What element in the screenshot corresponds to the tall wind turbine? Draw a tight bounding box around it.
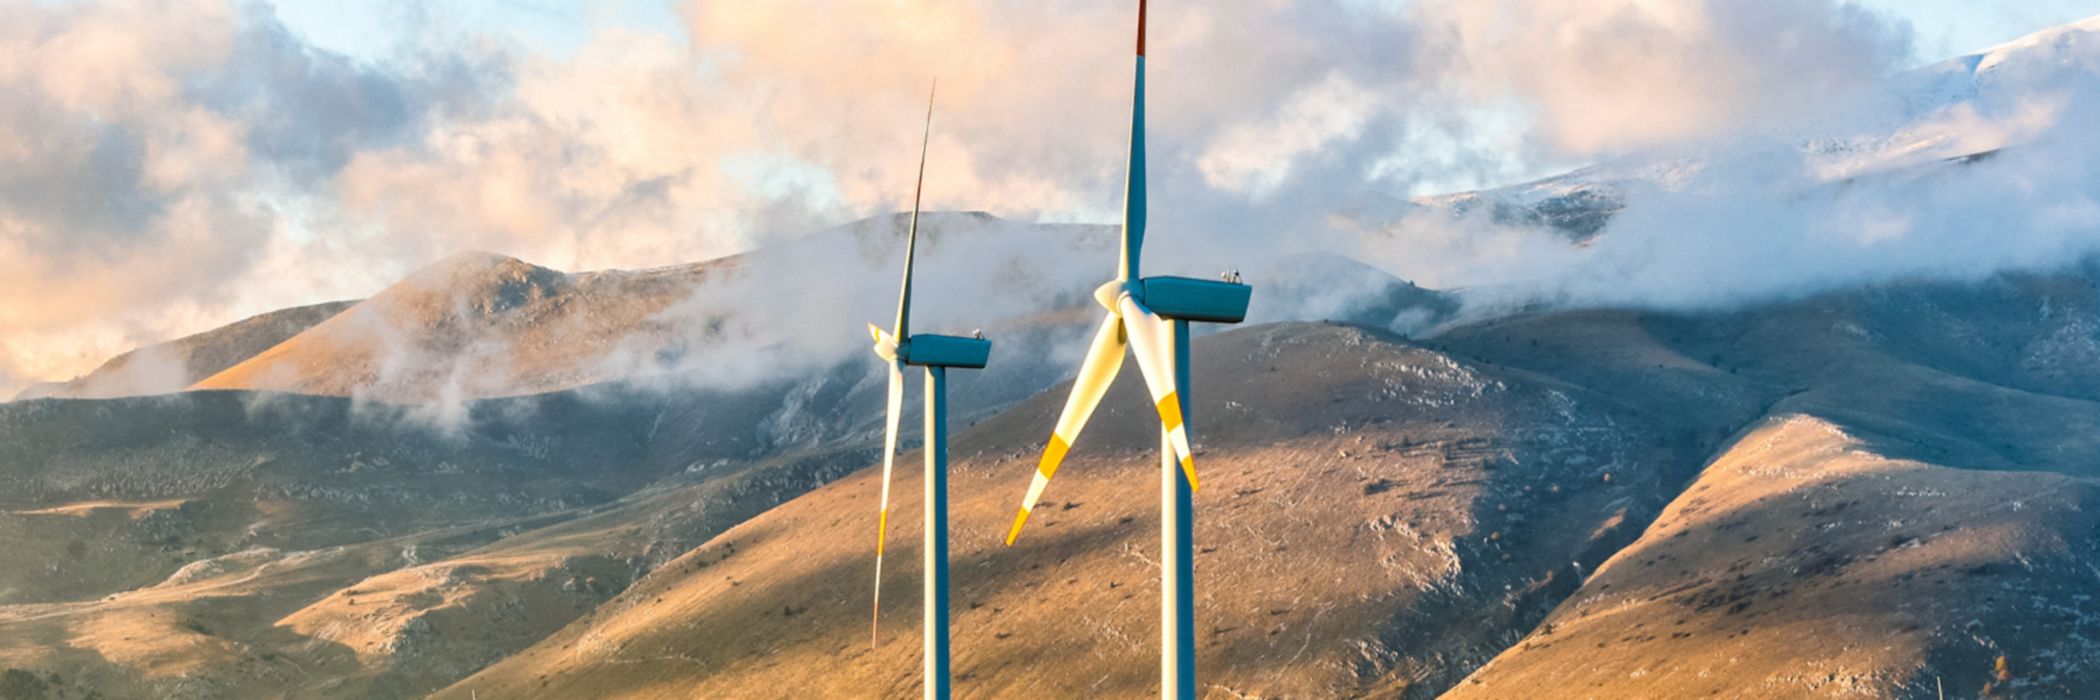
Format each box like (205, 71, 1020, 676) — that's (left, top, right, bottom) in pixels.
(1001, 3, 1252, 698)
(868, 83, 992, 700)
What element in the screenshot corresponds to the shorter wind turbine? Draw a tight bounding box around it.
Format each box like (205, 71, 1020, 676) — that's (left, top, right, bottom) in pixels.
(1002, 3, 1252, 698)
(868, 84, 992, 700)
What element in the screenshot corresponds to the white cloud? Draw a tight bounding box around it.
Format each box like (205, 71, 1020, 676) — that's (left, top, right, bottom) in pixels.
(10, 0, 2100, 402)
(1200, 73, 1384, 198)
(1409, 0, 1915, 155)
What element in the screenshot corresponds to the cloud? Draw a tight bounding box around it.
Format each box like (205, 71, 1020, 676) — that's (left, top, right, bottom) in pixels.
(1409, 0, 1916, 155)
(0, 0, 1435, 397)
(0, 0, 485, 397)
(1199, 73, 1385, 198)
(1356, 17, 2100, 316)
(5, 0, 2095, 404)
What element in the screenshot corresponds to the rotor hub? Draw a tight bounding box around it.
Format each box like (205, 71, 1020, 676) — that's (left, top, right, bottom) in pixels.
(1094, 279, 1138, 312)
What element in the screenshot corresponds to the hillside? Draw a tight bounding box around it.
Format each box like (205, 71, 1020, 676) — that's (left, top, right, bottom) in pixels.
(1444, 416, 2100, 699)
(0, 366, 912, 698)
(4, 264, 2099, 698)
(188, 253, 719, 403)
(1435, 271, 2100, 699)
(430, 265, 2100, 699)
(437, 321, 1722, 698)
(15, 302, 355, 401)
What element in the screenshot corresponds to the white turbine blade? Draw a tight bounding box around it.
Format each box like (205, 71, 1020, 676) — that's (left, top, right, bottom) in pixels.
(1005, 313, 1127, 545)
(1118, 296, 1198, 491)
(893, 82, 936, 339)
(870, 358, 905, 646)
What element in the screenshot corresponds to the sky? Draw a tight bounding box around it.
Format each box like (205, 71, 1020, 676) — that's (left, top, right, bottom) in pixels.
(1, 0, 2097, 398)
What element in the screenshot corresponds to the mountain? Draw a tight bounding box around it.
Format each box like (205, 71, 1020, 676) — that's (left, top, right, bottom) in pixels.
(0, 214, 1460, 698)
(5, 256, 2099, 699)
(188, 253, 718, 403)
(15, 301, 355, 401)
(183, 213, 1127, 404)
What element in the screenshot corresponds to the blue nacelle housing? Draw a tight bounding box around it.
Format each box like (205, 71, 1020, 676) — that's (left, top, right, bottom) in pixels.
(904, 334, 993, 369)
(1141, 276, 1252, 324)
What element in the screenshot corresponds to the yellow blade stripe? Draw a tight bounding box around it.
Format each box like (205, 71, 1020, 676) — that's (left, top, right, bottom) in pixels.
(871, 506, 889, 648)
(1007, 435, 1070, 546)
(1168, 425, 1198, 491)
(1154, 391, 1184, 431)
(1039, 435, 1071, 479)
(1157, 395, 1199, 491)
(876, 509, 889, 556)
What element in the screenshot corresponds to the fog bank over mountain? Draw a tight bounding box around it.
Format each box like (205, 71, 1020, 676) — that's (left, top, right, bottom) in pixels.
(1355, 16, 2100, 320)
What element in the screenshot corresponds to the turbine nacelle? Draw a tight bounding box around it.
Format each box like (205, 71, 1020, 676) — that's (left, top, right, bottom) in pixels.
(869, 323, 992, 370)
(1093, 275, 1254, 324)
(1135, 276, 1252, 325)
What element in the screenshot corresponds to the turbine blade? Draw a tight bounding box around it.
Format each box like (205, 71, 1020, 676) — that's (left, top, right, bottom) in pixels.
(1119, 1, 1147, 281)
(1005, 314, 1128, 545)
(870, 359, 905, 646)
(894, 81, 937, 339)
(1118, 296, 1198, 491)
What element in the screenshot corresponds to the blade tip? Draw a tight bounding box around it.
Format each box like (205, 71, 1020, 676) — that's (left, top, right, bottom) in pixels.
(1137, 0, 1148, 56)
(1004, 511, 1029, 546)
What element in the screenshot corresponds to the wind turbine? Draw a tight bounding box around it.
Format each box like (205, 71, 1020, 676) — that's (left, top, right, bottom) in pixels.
(868, 83, 992, 700)
(1000, 2, 1251, 698)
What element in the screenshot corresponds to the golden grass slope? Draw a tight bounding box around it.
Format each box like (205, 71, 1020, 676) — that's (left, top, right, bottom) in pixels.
(1445, 415, 2100, 699)
(437, 323, 1713, 699)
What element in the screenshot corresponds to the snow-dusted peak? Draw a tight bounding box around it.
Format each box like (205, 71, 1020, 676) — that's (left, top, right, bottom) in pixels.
(1399, 14, 2100, 242)
(1973, 13, 2100, 74)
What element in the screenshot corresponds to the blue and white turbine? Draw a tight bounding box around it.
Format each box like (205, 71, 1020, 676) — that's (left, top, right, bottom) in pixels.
(868, 84, 991, 700)
(1000, 3, 1253, 698)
